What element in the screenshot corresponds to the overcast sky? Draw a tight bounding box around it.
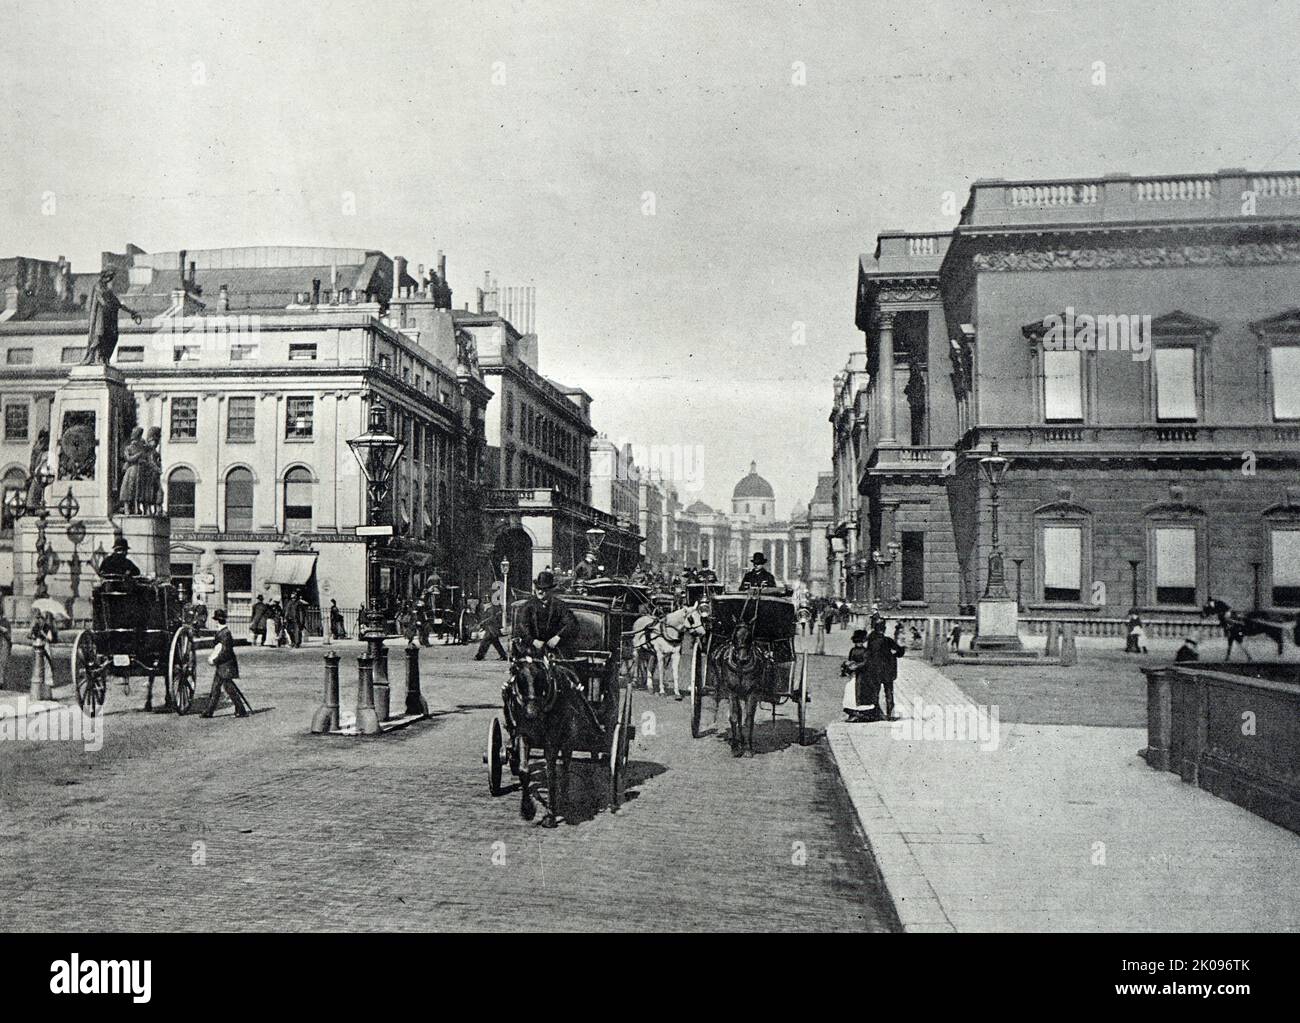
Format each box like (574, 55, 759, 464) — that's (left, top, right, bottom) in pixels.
(3, 0, 1298, 515)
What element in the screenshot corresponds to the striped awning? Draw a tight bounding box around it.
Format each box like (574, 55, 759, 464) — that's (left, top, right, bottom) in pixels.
(268, 552, 317, 586)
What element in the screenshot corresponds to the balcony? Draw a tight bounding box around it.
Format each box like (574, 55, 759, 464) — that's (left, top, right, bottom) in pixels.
(958, 424, 1300, 459)
(863, 445, 951, 478)
(960, 169, 1300, 229)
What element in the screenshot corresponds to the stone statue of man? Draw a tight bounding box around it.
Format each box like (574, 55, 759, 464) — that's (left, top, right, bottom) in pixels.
(82, 269, 142, 366)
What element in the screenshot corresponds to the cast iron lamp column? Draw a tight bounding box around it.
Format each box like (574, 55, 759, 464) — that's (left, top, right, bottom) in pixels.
(979, 440, 1012, 599)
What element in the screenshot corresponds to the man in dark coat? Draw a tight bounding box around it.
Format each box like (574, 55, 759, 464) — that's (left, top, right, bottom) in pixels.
(202, 608, 252, 718)
(283, 592, 303, 647)
(99, 537, 141, 578)
(740, 552, 777, 590)
(573, 552, 598, 584)
(515, 570, 581, 658)
(474, 603, 508, 661)
(864, 619, 906, 720)
(250, 595, 268, 646)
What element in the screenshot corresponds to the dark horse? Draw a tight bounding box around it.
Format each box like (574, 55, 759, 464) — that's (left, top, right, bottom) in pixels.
(507, 656, 587, 827)
(1203, 599, 1300, 660)
(712, 621, 768, 757)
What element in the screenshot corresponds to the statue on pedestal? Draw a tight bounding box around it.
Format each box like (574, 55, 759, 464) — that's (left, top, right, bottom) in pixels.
(143, 426, 163, 514)
(25, 429, 49, 510)
(81, 269, 142, 366)
(118, 427, 145, 513)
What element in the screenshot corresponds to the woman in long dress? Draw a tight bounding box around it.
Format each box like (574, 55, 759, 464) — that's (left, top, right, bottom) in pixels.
(119, 428, 145, 513)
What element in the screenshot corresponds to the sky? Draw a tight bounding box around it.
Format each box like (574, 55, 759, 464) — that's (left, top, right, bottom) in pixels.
(3, 0, 1299, 515)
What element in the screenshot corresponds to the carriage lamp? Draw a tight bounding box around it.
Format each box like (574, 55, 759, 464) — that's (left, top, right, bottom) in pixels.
(585, 527, 606, 556)
(979, 439, 1012, 600)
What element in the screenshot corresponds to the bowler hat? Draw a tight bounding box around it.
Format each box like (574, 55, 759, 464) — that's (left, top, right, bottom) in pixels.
(534, 571, 557, 591)
(750, 552, 766, 565)
(211, 608, 227, 623)
(851, 629, 868, 643)
(113, 536, 129, 552)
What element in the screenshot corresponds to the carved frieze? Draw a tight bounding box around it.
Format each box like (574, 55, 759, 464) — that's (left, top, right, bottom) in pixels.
(974, 240, 1300, 272)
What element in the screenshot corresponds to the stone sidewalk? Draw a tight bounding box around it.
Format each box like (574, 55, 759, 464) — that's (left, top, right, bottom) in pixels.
(827, 655, 1300, 932)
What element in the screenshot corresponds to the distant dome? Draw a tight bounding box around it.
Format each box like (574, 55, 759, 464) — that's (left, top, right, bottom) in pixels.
(685, 499, 714, 515)
(732, 461, 774, 500)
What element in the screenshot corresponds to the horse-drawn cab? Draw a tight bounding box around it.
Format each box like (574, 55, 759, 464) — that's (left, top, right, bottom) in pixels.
(71, 575, 198, 717)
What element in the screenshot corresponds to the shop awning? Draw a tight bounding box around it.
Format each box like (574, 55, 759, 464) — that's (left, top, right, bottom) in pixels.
(268, 552, 318, 586)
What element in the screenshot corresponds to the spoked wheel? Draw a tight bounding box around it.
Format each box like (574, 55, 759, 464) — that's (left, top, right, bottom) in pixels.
(168, 626, 196, 715)
(689, 647, 703, 739)
(797, 652, 808, 745)
(487, 717, 505, 796)
(72, 630, 106, 717)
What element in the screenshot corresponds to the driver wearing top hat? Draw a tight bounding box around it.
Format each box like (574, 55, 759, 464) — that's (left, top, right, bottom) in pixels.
(740, 552, 777, 591)
(514, 570, 581, 659)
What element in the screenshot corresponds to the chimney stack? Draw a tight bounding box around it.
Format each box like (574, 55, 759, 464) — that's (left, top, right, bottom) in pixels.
(311, 278, 321, 305)
(217, 284, 229, 312)
(178, 249, 187, 292)
(437, 250, 446, 279)
(393, 256, 408, 300)
(188, 261, 197, 288)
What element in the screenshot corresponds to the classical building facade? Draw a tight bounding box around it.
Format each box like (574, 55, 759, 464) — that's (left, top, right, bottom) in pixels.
(852, 168, 1300, 618)
(1, 244, 490, 618)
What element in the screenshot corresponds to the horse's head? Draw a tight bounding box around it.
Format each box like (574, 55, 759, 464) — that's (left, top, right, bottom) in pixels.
(731, 620, 753, 652)
(510, 657, 560, 722)
(682, 602, 706, 637)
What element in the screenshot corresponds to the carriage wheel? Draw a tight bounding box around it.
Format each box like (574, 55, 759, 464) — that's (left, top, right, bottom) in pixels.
(72, 630, 106, 717)
(510, 735, 523, 776)
(168, 627, 196, 716)
(487, 717, 505, 796)
(689, 648, 703, 739)
(797, 653, 808, 745)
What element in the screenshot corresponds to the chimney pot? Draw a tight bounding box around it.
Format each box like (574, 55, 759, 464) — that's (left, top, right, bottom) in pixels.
(217, 283, 229, 312)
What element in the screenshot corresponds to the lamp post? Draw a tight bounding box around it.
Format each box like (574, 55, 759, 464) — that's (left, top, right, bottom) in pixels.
(499, 557, 510, 631)
(347, 400, 405, 699)
(974, 439, 1020, 650)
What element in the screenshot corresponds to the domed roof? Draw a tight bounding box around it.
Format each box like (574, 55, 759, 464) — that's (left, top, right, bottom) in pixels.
(685, 499, 714, 515)
(732, 462, 774, 500)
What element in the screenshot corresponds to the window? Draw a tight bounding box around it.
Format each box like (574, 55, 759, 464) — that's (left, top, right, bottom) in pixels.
(285, 397, 313, 439)
(224, 467, 254, 531)
(378, 353, 391, 372)
(1043, 350, 1083, 421)
(2, 467, 26, 531)
(1154, 347, 1198, 420)
(170, 397, 198, 440)
(167, 467, 196, 530)
(288, 343, 317, 361)
(173, 345, 201, 362)
(1271, 528, 1300, 607)
(6, 348, 33, 365)
(230, 343, 258, 361)
(61, 346, 81, 364)
(116, 346, 144, 363)
(227, 396, 256, 441)
(283, 467, 313, 532)
(4, 404, 29, 442)
(1042, 526, 1082, 602)
(222, 563, 253, 596)
(1271, 346, 1300, 420)
(170, 562, 194, 599)
(1153, 527, 1198, 605)
(900, 531, 925, 602)
(506, 393, 514, 433)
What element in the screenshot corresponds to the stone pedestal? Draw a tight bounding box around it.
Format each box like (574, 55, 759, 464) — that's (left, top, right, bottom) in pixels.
(48, 364, 136, 520)
(972, 597, 1023, 651)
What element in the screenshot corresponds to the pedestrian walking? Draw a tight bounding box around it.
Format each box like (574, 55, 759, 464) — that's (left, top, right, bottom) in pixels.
(864, 619, 906, 721)
(473, 603, 508, 661)
(1125, 611, 1147, 654)
(250, 595, 268, 646)
(0, 605, 11, 690)
(202, 608, 252, 718)
(840, 628, 872, 721)
(329, 599, 347, 639)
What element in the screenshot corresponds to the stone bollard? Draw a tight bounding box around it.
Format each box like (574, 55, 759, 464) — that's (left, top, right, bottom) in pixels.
(29, 636, 51, 702)
(814, 620, 825, 656)
(405, 643, 429, 717)
(310, 651, 341, 734)
(1060, 624, 1077, 666)
(1045, 620, 1060, 658)
(355, 655, 381, 735)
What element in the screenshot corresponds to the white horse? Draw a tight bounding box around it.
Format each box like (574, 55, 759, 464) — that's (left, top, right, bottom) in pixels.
(631, 603, 706, 699)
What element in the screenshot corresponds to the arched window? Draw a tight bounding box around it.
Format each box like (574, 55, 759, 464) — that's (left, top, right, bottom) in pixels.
(167, 467, 196, 531)
(284, 467, 313, 533)
(1, 467, 26, 532)
(225, 467, 254, 532)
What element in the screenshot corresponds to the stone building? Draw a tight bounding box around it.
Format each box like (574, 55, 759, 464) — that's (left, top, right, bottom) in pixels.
(1, 243, 489, 618)
(852, 168, 1300, 618)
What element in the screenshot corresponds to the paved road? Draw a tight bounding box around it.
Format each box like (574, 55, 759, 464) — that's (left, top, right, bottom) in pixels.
(0, 639, 898, 932)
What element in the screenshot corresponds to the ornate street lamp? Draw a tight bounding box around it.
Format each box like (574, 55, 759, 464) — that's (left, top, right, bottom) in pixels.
(979, 439, 1011, 599)
(348, 400, 406, 681)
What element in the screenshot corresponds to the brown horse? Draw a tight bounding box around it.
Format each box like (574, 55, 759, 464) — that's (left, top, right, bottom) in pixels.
(508, 656, 587, 827)
(713, 621, 768, 757)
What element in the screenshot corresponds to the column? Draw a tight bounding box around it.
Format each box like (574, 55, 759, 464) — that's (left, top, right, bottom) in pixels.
(878, 310, 897, 446)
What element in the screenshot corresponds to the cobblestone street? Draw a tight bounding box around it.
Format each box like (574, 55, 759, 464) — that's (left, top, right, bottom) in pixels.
(0, 641, 899, 932)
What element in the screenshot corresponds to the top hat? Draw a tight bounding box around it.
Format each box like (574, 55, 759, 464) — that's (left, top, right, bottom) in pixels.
(112, 536, 129, 552)
(534, 571, 557, 591)
(750, 552, 766, 565)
